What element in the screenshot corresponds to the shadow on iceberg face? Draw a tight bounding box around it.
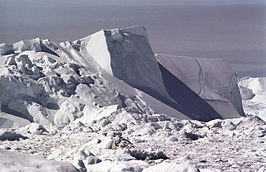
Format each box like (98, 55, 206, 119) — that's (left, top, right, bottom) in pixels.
(1, 105, 33, 122)
(157, 63, 223, 121)
(0, 95, 59, 123)
(104, 27, 222, 121)
(0, 75, 60, 123)
(105, 29, 172, 105)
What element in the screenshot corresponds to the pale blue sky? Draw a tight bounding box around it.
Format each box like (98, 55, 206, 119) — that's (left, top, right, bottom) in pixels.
(0, 0, 265, 76)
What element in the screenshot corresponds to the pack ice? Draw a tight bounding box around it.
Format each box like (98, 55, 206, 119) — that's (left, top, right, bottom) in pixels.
(0, 26, 265, 171)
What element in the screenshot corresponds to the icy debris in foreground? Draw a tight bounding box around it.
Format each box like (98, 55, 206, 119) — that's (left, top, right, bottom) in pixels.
(0, 26, 265, 171)
(0, 112, 265, 171)
(0, 149, 78, 172)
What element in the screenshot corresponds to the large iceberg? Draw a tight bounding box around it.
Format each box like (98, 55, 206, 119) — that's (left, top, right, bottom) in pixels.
(0, 26, 244, 129)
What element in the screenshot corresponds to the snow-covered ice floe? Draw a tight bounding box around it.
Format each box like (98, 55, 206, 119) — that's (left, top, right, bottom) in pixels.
(0, 26, 265, 171)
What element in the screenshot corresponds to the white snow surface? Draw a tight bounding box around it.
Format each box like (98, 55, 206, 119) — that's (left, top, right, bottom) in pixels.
(0, 26, 265, 171)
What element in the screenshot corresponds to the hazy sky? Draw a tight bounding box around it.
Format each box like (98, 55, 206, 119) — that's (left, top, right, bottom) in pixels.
(0, 0, 266, 76)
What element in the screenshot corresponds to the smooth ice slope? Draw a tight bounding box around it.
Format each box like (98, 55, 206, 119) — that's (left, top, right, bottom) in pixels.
(155, 54, 244, 119)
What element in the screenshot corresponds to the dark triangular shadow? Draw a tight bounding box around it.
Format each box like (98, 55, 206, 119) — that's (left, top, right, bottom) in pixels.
(157, 63, 223, 121)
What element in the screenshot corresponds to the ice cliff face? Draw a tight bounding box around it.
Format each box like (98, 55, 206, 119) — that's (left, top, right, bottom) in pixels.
(0, 26, 244, 130)
(74, 26, 171, 106)
(156, 54, 245, 120)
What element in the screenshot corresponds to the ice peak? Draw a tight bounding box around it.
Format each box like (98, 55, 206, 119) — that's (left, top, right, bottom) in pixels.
(104, 26, 148, 40)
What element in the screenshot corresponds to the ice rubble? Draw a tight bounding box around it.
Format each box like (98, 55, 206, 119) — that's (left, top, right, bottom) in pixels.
(0, 109, 265, 171)
(0, 149, 78, 172)
(239, 77, 266, 121)
(0, 26, 264, 171)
